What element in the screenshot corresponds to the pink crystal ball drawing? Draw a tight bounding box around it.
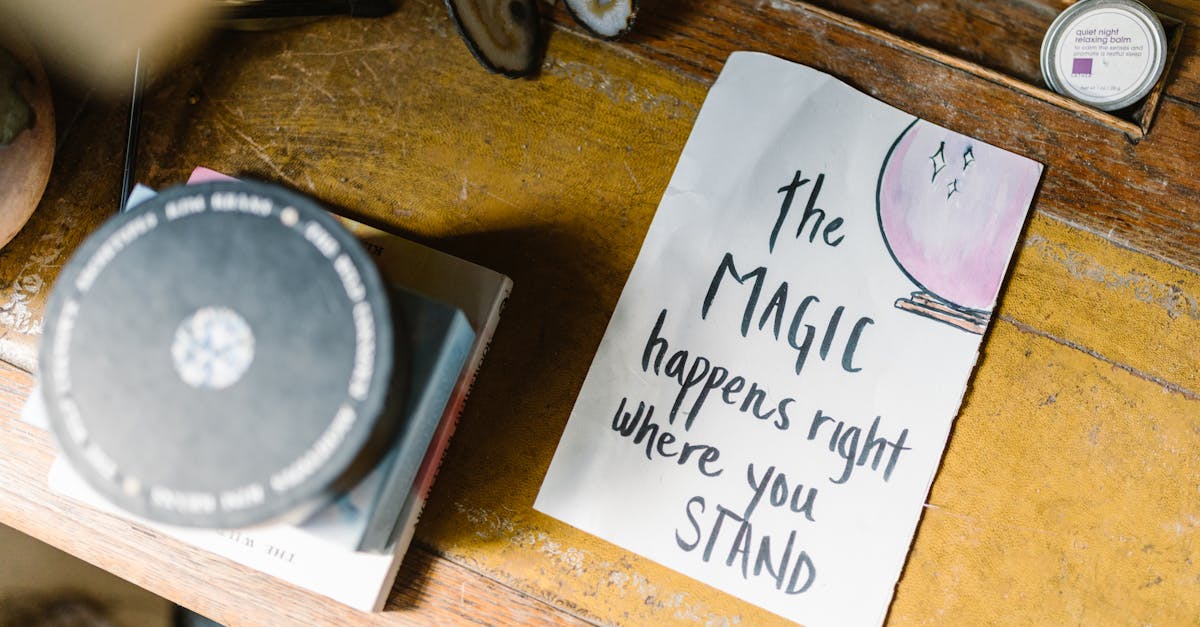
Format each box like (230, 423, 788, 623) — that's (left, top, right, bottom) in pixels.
(877, 119, 1041, 312)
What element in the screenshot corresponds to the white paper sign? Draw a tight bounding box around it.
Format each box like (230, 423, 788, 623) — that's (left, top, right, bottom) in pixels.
(535, 52, 1041, 626)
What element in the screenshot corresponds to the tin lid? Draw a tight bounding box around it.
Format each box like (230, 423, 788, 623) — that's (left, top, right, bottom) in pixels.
(41, 180, 400, 528)
(1040, 0, 1167, 111)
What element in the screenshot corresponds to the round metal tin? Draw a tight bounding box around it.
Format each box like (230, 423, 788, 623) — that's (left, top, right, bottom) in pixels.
(41, 180, 403, 528)
(1040, 0, 1166, 111)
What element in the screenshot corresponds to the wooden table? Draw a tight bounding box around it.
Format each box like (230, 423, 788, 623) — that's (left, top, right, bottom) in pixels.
(2, 0, 1199, 624)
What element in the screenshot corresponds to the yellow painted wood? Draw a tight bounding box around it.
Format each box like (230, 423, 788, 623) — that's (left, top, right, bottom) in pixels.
(1004, 213, 1200, 396)
(425, 214, 1200, 626)
(0, 0, 1195, 623)
(135, 6, 1200, 623)
(896, 319, 1200, 624)
(398, 19, 1200, 627)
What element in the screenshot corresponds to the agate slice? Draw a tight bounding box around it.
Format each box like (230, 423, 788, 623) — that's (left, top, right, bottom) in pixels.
(446, 0, 542, 77)
(563, 0, 636, 39)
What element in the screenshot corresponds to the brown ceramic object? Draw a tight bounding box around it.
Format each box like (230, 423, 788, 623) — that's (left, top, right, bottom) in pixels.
(0, 24, 54, 250)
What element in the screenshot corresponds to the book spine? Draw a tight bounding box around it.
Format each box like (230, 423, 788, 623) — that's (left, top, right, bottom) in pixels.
(370, 284, 510, 611)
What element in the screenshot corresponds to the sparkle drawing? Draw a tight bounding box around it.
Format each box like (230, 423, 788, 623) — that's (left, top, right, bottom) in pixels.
(877, 119, 1043, 334)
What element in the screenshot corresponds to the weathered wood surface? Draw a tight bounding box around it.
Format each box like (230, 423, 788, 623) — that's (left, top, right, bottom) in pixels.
(548, 0, 1200, 275)
(0, 0, 1197, 624)
(0, 357, 586, 625)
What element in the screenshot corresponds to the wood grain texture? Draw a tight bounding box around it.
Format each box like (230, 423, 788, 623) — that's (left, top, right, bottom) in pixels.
(7, 0, 1200, 369)
(0, 364, 586, 626)
(895, 320, 1200, 623)
(0, 0, 1196, 625)
(548, 0, 1200, 275)
(782, 0, 1200, 106)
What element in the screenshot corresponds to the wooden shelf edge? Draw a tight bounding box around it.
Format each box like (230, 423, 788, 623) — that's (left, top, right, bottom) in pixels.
(0, 359, 583, 626)
(760, 0, 1182, 139)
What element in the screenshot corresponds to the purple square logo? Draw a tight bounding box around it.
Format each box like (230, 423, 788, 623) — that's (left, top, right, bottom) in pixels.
(1072, 57, 1093, 76)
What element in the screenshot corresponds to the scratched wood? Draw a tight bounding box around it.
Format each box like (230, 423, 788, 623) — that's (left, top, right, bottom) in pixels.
(568, 0, 1200, 103)
(548, 0, 1200, 276)
(0, 359, 585, 625)
(0, 0, 1195, 625)
(774, 0, 1200, 101)
(0, 90, 121, 371)
(804, 0, 1200, 104)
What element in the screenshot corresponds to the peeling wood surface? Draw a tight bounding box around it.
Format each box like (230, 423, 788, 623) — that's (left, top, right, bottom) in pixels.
(0, 0, 1197, 625)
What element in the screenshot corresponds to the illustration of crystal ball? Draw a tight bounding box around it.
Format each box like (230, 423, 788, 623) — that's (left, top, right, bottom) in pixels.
(877, 120, 1041, 312)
